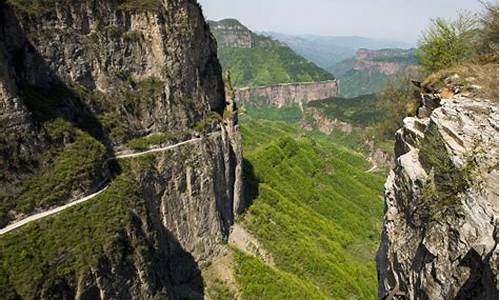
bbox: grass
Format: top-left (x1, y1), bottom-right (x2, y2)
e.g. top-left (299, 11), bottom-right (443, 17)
top-left (244, 105), bottom-right (303, 123)
top-left (422, 63), bottom-right (499, 100)
top-left (234, 250), bottom-right (328, 299)
top-left (237, 116), bottom-right (386, 299)
top-left (240, 104), bottom-right (394, 168)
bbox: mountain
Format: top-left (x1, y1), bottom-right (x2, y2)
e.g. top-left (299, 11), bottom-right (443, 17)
top-left (0, 1), bottom-right (243, 298)
top-left (333, 48), bottom-right (419, 97)
top-left (208, 19), bottom-right (335, 88)
top-left (264, 32), bottom-right (414, 70)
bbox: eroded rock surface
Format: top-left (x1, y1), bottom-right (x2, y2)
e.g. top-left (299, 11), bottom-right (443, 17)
top-left (377, 95), bottom-right (499, 299)
top-left (235, 80), bottom-right (339, 108)
top-left (0, 0), bottom-right (243, 298)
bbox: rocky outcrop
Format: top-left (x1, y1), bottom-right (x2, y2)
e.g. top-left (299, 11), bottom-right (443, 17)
top-left (235, 80), bottom-right (339, 108)
top-left (377, 94), bottom-right (499, 299)
top-left (354, 48), bottom-right (418, 76)
top-left (0, 0), bottom-right (243, 298)
top-left (208, 18), bottom-right (286, 49)
top-left (303, 107), bottom-right (352, 134)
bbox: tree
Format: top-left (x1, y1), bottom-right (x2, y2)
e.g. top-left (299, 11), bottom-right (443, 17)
top-left (417, 14), bottom-right (477, 72)
top-left (478, 1), bottom-right (499, 58)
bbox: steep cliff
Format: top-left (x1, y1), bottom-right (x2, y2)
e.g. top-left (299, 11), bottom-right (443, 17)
top-left (235, 80), bottom-right (339, 108)
top-left (0, 0), bottom-right (243, 298)
top-left (377, 93), bottom-right (499, 299)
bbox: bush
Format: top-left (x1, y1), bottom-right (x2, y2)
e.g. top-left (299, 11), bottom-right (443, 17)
top-left (125, 133), bottom-right (178, 150)
top-left (478, 2), bottom-right (499, 57)
top-left (417, 14), bottom-right (477, 72)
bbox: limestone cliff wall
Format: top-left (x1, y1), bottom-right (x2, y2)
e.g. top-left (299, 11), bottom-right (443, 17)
top-left (235, 80), bottom-right (339, 107)
top-left (377, 94), bottom-right (499, 299)
top-left (0, 0), bottom-right (243, 298)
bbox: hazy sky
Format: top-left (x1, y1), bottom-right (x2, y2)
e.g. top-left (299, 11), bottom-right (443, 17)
top-left (198, 0), bottom-right (484, 44)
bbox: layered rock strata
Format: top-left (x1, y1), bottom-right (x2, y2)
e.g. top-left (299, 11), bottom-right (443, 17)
top-left (235, 80), bottom-right (339, 108)
top-left (377, 94), bottom-right (499, 299)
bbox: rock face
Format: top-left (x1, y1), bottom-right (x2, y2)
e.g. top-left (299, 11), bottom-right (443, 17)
top-left (235, 80), bottom-right (339, 108)
top-left (377, 94), bottom-right (499, 299)
top-left (0, 0), bottom-right (243, 298)
top-left (208, 18), bottom-right (286, 49)
top-left (354, 48), bottom-right (417, 76)
top-left (332, 48), bottom-right (418, 98)
top-left (303, 107), bottom-right (353, 134)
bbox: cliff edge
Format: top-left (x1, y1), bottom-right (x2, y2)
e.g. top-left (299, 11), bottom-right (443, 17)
top-left (377, 92), bottom-right (499, 299)
top-left (0, 0), bottom-right (243, 298)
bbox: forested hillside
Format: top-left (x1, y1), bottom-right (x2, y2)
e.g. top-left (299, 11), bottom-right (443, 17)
top-left (209, 19), bottom-right (334, 87)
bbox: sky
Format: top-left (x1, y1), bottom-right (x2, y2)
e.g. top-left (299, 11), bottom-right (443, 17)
top-left (198, 0), bottom-right (484, 44)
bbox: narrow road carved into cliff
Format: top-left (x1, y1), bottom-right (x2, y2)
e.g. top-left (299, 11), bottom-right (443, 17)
top-left (0, 132), bottom-right (220, 236)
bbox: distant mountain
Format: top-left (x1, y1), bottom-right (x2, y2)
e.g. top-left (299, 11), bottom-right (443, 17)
top-left (263, 32), bottom-right (415, 71)
top-left (208, 19), bottom-right (334, 88)
top-left (332, 48), bottom-right (419, 97)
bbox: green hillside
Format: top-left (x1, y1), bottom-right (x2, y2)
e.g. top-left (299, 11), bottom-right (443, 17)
top-left (235, 112), bottom-right (386, 299)
top-left (218, 47), bottom-right (334, 87)
top-left (307, 94), bottom-right (382, 126)
top-left (209, 19), bottom-right (334, 88)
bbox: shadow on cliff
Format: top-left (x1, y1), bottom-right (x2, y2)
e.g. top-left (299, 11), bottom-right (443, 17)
top-left (454, 248), bottom-right (498, 300)
top-left (1, 4), bottom-right (119, 172)
top-left (242, 158), bottom-right (259, 212)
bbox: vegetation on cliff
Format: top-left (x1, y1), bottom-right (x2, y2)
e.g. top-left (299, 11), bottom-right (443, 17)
top-left (417, 2), bottom-right (498, 99)
top-left (0, 118), bottom-right (107, 228)
top-left (0, 157), bottom-right (151, 299)
top-left (6, 0), bottom-right (162, 15)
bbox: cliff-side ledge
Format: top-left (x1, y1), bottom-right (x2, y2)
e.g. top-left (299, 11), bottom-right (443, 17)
top-left (377, 94), bottom-right (499, 299)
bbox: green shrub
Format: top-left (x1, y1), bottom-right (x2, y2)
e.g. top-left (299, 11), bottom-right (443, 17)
top-left (418, 127), bottom-right (479, 219)
top-left (417, 14), bottom-right (477, 72)
top-left (193, 112), bottom-right (222, 133)
top-left (126, 133), bottom-right (178, 150)
top-left (234, 250), bottom-right (328, 299)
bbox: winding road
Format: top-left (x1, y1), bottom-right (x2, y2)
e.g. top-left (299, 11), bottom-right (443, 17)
top-left (0, 134), bottom-right (217, 236)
